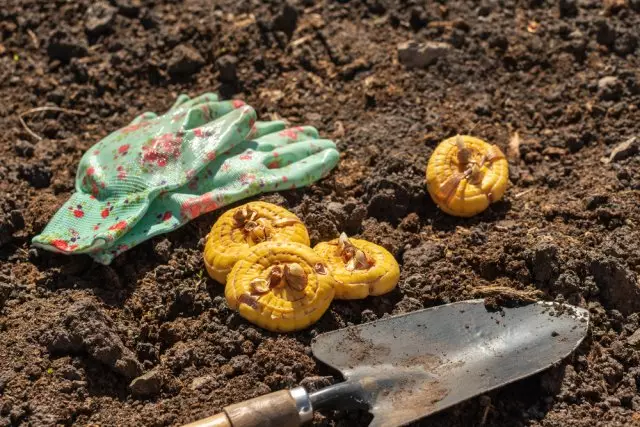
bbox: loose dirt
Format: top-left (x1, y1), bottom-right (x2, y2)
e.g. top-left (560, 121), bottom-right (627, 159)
top-left (1, 0), bottom-right (640, 426)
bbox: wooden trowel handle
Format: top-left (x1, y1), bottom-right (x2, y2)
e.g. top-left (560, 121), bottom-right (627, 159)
top-left (183, 387), bottom-right (313, 427)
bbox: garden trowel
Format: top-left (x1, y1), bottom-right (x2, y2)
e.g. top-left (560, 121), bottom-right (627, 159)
top-left (184, 299), bottom-right (589, 427)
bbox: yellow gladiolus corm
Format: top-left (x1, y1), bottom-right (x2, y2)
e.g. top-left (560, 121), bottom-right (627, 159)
top-left (426, 135), bottom-right (509, 217)
top-left (314, 233), bottom-right (400, 300)
top-left (225, 241), bottom-right (336, 332)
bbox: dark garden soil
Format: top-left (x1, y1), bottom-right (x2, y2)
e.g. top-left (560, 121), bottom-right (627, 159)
top-left (1, 0), bottom-right (640, 426)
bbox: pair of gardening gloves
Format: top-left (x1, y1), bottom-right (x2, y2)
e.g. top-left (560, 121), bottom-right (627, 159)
top-left (32, 93), bottom-right (339, 264)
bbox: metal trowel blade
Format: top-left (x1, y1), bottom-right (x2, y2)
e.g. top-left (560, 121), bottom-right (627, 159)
top-left (311, 299), bottom-right (589, 427)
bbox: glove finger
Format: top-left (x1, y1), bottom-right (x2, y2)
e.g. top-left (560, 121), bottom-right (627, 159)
top-left (183, 104), bottom-right (257, 166)
top-left (129, 112), bottom-right (158, 125)
top-left (182, 100), bottom-right (249, 131)
top-left (261, 139), bottom-right (336, 168)
top-left (250, 120), bottom-right (287, 140)
top-left (249, 126), bottom-right (320, 151)
top-left (170, 92), bottom-right (220, 114)
top-left (264, 147), bottom-right (339, 190)
top-left (167, 94), bottom-right (193, 112)
top-left (214, 122), bottom-right (312, 157)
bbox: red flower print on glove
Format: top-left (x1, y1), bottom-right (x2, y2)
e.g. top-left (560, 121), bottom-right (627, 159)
top-left (278, 127), bottom-right (304, 141)
top-left (116, 165), bottom-right (127, 180)
top-left (141, 133), bottom-right (183, 167)
top-left (69, 205), bottom-right (84, 218)
top-left (156, 211), bottom-right (173, 222)
top-left (180, 194), bottom-right (219, 220)
top-left (101, 203), bottom-right (114, 218)
top-left (109, 221), bottom-right (128, 231)
top-left (119, 120), bottom-right (152, 136)
top-left (52, 239), bottom-right (78, 251)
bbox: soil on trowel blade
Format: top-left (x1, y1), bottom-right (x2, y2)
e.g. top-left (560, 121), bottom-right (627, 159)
top-left (1, 0), bottom-right (640, 426)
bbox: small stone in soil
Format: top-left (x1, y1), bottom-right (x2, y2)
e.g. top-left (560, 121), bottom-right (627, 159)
top-left (190, 375), bottom-right (216, 391)
top-left (626, 328), bottom-right (640, 348)
top-left (397, 41), bottom-right (451, 69)
top-left (597, 76), bottom-right (622, 101)
top-left (85, 2), bottom-right (116, 36)
top-left (130, 370), bottom-right (162, 397)
top-left (167, 45), bottom-right (205, 78)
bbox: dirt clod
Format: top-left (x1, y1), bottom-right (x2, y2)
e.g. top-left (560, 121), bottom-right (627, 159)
top-left (590, 256), bottom-right (640, 316)
top-left (168, 45), bottom-right (205, 78)
top-left (598, 76), bottom-right (623, 101)
top-left (85, 3), bottom-right (116, 37)
top-left (18, 163), bottom-right (51, 189)
top-left (626, 328), bottom-right (640, 348)
top-left (46, 29), bottom-right (88, 62)
top-left (14, 140), bottom-right (35, 157)
top-left (397, 40), bottom-right (451, 68)
top-left (130, 369), bottom-right (162, 397)
top-left (216, 55), bottom-right (238, 84)
top-left (40, 301), bottom-right (143, 379)
top-left (272, 4), bottom-right (298, 38)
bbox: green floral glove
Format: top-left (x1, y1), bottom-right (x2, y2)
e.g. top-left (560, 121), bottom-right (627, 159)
top-left (32, 93), bottom-right (256, 255)
top-left (32, 94), bottom-right (340, 264)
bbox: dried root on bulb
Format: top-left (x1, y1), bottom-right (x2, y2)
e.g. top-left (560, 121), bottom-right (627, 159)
top-left (314, 233), bottom-right (400, 300)
top-left (204, 202), bottom-right (310, 284)
top-left (426, 135), bottom-right (509, 217)
top-left (225, 241), bottom-right (335, 332)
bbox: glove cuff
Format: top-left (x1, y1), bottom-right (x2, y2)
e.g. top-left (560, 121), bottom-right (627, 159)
top-left (32, 187), bottom-right (153, 255)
